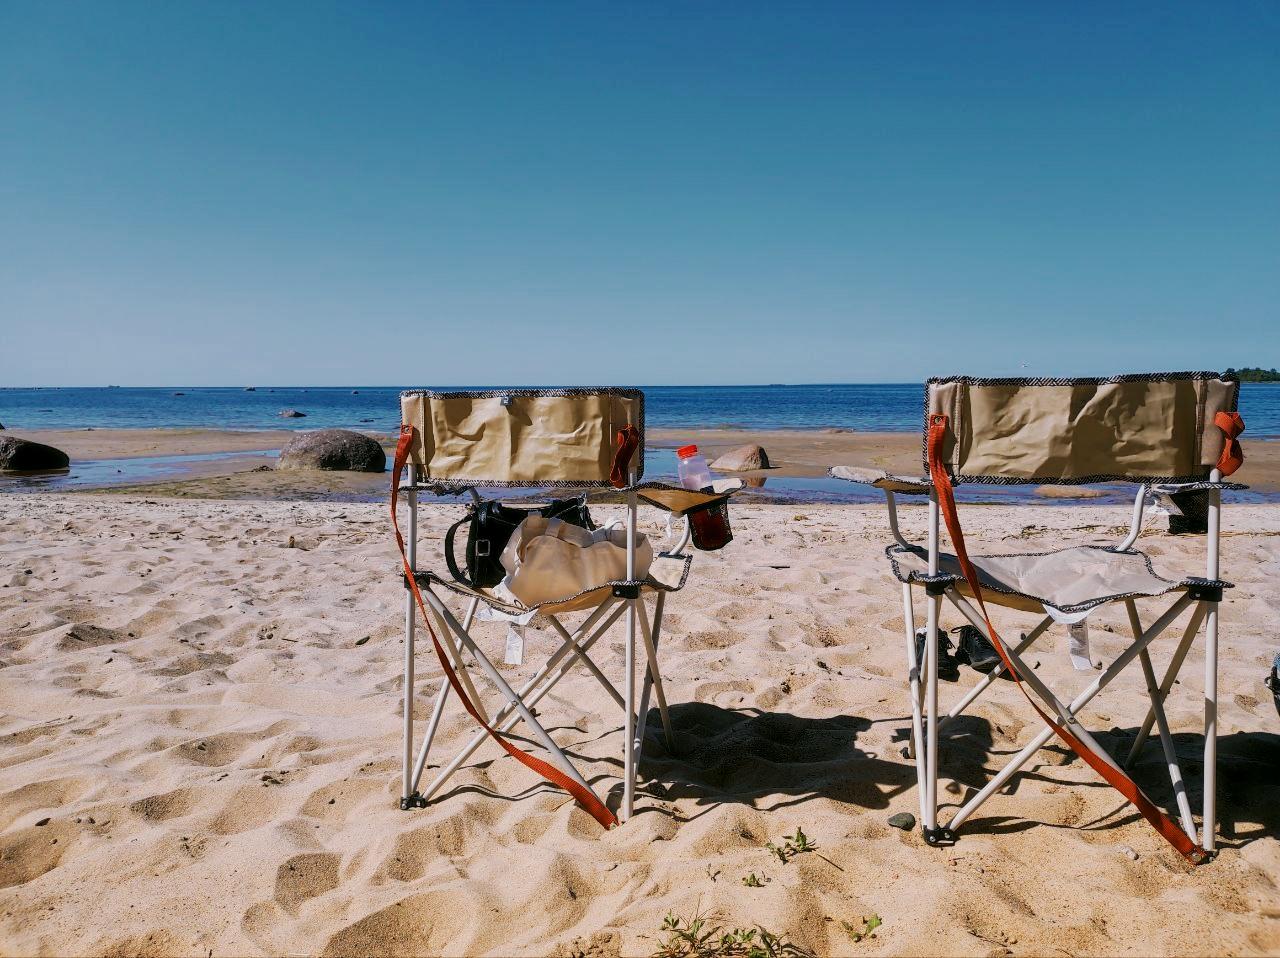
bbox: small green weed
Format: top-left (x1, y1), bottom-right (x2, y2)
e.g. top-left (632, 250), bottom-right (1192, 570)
top-left (652, 911), bottom-right (812, 958)
top-left (840, 915), bottom-right (882, 944)
top-left (765, 826), bottom-right (816, 864)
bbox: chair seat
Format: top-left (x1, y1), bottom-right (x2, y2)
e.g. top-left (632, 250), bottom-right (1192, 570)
top-left (415, 552), bottom-right (693, 618)
top-left (887, 544), bottom-right (1186, 614)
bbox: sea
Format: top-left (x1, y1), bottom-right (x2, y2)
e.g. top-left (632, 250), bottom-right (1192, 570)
top-left (2, 384), bottom-right (1277, 503)
top-left (4, 384), bottom-right (1279, 435)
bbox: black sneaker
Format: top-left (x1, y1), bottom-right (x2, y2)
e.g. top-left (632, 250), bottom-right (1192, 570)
top-left (952, 624), bottom-right (1003, 673)
top-left (915, 628), bottom-right (960, 682)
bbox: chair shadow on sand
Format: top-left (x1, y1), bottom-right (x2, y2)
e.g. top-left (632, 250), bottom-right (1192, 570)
top-left (432, 701), bottom-right (1279, 847)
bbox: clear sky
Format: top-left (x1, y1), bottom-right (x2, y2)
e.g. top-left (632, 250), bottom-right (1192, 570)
top-left (2, 2), bottom-right (1277, 387)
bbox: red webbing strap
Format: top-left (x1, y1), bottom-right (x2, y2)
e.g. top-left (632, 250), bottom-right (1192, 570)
top-left (926, 415), bottom-right (1206, 863)
top-left (610, 424), bottom-right (640, 489)
top-left (1214, 411), bottom-right (1245, 477)
top-left (391, 426), bottom-right (618, 828)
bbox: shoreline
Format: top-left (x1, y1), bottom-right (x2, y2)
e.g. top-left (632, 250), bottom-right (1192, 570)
top-left (3, 426), bottom-right (1279, 498)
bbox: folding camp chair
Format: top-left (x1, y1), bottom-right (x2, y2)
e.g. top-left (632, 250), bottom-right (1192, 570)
top-left (389, 388), bottom-right (737, 827)
top-left (831, 372), bottom-right (1246, 863)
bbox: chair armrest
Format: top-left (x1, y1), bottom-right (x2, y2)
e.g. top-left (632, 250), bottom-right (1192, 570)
top-left (828, 465), bottom-right (933, 495)
top-left (633, 480), bottom-right (742, 515)
top-left (1152, 479), bottom-right (1248, 494)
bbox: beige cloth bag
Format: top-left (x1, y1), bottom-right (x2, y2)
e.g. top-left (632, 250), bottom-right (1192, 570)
top-left (498, 517), bottom-right (653, 612)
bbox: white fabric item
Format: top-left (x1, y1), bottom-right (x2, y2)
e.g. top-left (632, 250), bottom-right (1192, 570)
top-left (1067, 620), bottom-right (1101, 672)
top-left (476, 602), bottom-right (539, 626)
top-left (1041, 604), bottom-right (1100, 671)
top-left (504, 624), bottom-right (527, 666)
top-left (500, 517), bottom-right (653, 610)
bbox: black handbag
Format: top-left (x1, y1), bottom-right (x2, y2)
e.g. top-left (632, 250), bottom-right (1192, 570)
top-left (444, 497), bottom-right (596, 589)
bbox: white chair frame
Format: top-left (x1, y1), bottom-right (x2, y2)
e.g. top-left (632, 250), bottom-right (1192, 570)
top-left (397, 464), bottom-right (686, 823)
top-left (881, 474), bottom-right (1226, 856)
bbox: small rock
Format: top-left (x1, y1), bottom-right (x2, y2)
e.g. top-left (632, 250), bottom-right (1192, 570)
top-left (35, 817), bottom-right (50, 827)
top-left (278, 409), bottom-right (306, 418)
top-left (1118, 844), bottom-right (1139, 861)
top-left (887, 812), bottom-right (916, 831)
top-left (354, 636), bottom-right (370, 646)
top-left (944, 779), bottom-right (963, 795)
top-left (0, 437), bottom-right (70, 472)
top-left (710, 444), bottom-right (771, 472)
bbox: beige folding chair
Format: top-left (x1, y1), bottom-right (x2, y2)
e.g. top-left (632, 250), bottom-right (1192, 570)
top-left (831, 372), bottom-right (1246, 862)
top-left (389, 388), bottom-right (737, 827)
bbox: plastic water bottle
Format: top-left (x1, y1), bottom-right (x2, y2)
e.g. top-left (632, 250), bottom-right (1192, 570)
top-left (677, 444), bottom-right (713, 491)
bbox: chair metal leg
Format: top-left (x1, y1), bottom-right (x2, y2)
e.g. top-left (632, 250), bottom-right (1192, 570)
top-left (622, 487), bottom-right (638, 822)
top-left (945, 592), bottom-right (1123, 774)
top-left (635, 592), bottom-right (667, 753)
top-left (947, 593), bottom-right (1194, 833)
top-left (636, 596), bottom-right (674, 751)
top-left (1125, 602), bottom-right (1208, 767)
top-left (420, 600), bottom-right (626, 802)
top-left (402, 585), bottom-right (416, 806)
top-left (901, 583), bottom-right (929, 827)
top-left (428, 604), bottom-right (490, 724)
top-left (545, 614), bottom-right (626, 710)
top-left (1126, 600), bottom-right (1198, 843)
top-left (923, 591), bottom-right (942, 837)
top-left (409, 597), bottom-right (479, 796)
top-left (1203, 603), bottom-right (1219, 854)
top-left (936, 614), bottom-right (1052, 735)
top-left (424, 591), bottom-right (597, 796)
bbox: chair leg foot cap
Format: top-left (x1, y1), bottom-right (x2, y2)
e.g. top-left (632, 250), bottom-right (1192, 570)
top-left (923, 825), bottom-right (957, 847)
top-left (399, 792), bottom-right (427, 810)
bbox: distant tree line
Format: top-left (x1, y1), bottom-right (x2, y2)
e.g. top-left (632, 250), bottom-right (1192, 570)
top-left (1225, 367), bottom-right (1280, 382)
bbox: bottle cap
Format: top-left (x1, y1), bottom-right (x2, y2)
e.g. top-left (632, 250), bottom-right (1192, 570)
top-left (677, 444), bottom-right (699, 459)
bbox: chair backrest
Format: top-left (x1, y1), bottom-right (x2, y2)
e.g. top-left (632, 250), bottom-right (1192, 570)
top-left (925, 372), bottom-right (1239, 484)
top-left (400, 388), bottom-right (644, 487)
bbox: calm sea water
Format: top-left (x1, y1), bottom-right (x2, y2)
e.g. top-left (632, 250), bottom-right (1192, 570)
top-left (4, 383), bottom-right (1279, 435)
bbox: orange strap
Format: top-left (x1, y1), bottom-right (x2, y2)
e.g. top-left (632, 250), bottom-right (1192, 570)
top-left (610, 424), bottom-right (640, 489)
top-left (391, 425), bottom-right (618, 828)
top-left (926, 415), bottom-right (1206, 863)
top-left (1214, 411), bottom-right (1245, 477)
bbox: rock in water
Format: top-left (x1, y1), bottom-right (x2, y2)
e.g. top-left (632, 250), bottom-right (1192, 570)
top-left (0, 437), bottom-right (70, 472)
top-left (278, 409), bottom-right (306, 418)
top-left (710, 444), bottom-right (771, 471)
top-left (277, 429), bottom-right (386, 472)
top-left (887, 812), bottom-right (916, 831)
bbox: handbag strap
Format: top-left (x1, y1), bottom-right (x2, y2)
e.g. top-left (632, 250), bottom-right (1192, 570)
top-left (391, 425), bottom-right (618, 829)
top-left (926, 413), bottom-right (1206, 864)
top-left (443, 512), bottom-right (474, 586)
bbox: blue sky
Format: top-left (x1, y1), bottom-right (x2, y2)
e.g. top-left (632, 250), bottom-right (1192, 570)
top-left (1, 2), bottom-right (1276, 386)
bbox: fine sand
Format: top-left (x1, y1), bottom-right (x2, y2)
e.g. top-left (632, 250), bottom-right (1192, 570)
top-left (1, 493), bottom-right (1278, 956)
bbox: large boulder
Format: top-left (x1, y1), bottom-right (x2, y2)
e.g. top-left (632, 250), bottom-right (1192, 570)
top-left (278, 409), bottom-right (306, 418)
top-left (277, 429), bottom-right (386, 472)
top-left (710, 444), bottom-right (771, 472)
top-left (0, 437), bottom-right (70, 472)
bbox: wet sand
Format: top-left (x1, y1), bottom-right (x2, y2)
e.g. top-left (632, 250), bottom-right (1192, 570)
top-left (7, 428), bottom-right (1278, 498)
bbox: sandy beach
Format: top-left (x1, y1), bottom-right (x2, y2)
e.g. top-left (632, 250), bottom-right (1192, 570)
top-left (2, 492), bottom-right (1277, 956)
